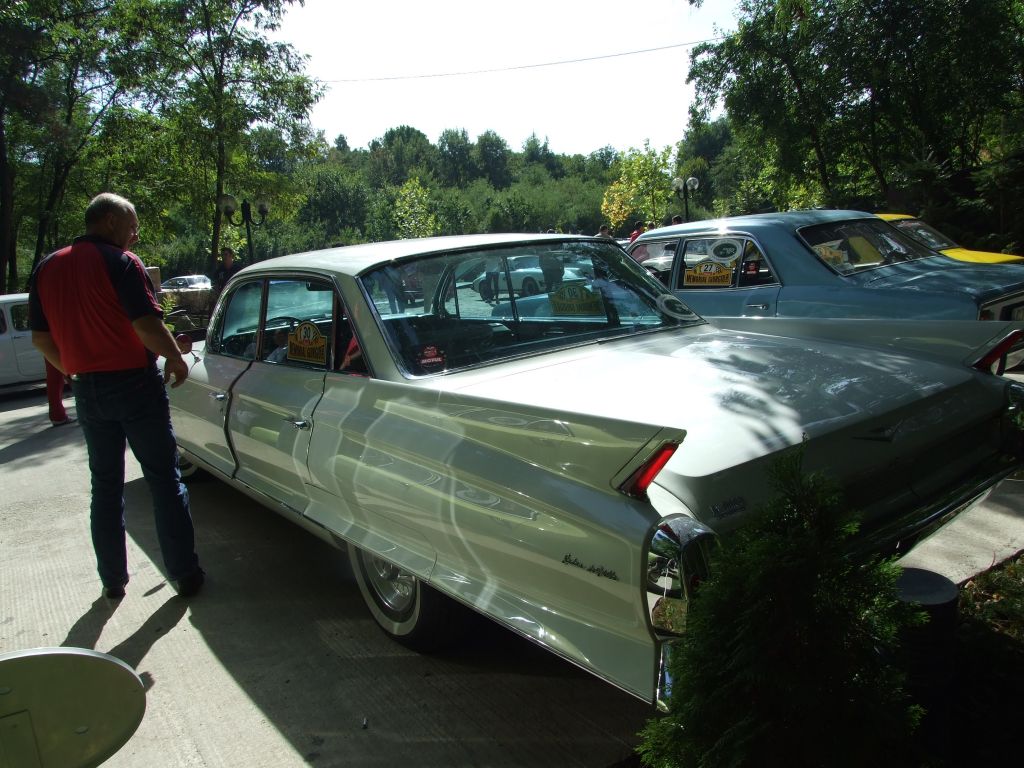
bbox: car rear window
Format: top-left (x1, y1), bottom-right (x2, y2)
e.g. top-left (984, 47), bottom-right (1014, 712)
top-left (360, 240), bottom-right (701, 376)
top-left (800, 218), bottom-right (937, 274)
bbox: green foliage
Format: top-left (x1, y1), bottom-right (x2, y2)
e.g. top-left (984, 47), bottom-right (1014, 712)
top-left (394, 177), bottom-right (437, 239)
top-left (638, 449), bottom-right (924, 768)
top-left (685, 0), bottom-right (1024, 226)
top-left (5, 0), bottom-right (1024, 286)
top-left (602, 142), bottom-right (675, 228)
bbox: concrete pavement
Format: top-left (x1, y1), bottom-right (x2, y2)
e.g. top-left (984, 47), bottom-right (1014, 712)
top-left (2, 384), bottom-right (1023, 767)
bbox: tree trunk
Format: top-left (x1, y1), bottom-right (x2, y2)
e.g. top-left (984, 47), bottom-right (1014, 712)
top-left (0, 108), bottom-right (11, 294)
top-left (32, 160), bottom-right (74, 270)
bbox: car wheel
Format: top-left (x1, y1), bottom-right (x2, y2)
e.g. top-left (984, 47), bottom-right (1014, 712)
top-left (521, 277), bottom-right (540, 296)
top-left (177, 447), bottom-right (208, 482)
top-left (347, 541), bottom-right (461, 651)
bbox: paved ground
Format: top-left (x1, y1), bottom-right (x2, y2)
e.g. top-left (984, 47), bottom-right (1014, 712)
top-left (2, 385), bottom-right (1023, 767)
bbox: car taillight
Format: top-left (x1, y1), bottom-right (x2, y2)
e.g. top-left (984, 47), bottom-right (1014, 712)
top-left (973, 330), bottom-right (1024, 374)
top-left (620, 442), bottom-right (679, 500)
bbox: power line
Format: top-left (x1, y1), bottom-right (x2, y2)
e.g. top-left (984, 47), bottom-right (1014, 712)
top-left (324, 36), bottom-right (728, 83)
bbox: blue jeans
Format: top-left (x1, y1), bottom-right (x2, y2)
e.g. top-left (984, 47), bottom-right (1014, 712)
top-left (71, 366), bottom-right (199, 588)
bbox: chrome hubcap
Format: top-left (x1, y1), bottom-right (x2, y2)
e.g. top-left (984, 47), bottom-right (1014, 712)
top-left (363, 553), bottom-right (416, 614)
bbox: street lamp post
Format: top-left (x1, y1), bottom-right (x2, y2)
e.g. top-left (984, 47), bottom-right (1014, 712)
top-left (217, 194), bottom-right (269, 263)
top-left (672, 176), bottom-right (700, 222)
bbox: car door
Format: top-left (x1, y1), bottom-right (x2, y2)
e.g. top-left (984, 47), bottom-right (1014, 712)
top-left (171, 279), bottom-right (263, 477)
top-left (670, 236), bottom-right (781, 317)
top-left (8, 300), bottom-right (45, 381)
top-left (228, 276), bottom-right (335, 514)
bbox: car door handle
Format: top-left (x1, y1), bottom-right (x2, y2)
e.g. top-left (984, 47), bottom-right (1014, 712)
top-left (745, 303), bottom-right (770, 310)
top-left (286, 419), bottom-right (310, 430)
top-left (210, 392), bottom-right (227, 401)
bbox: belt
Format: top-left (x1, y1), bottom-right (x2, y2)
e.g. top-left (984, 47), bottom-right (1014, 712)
top-left (69, 367), bottom-right (148, 381)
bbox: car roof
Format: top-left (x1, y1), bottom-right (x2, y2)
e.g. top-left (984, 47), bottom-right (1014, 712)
top-left (0, 292), bottom-right (28, 304)
top-left (237, 233), bottom-right (590, 278)
top-left (635, 209), bottom-right (879, 241)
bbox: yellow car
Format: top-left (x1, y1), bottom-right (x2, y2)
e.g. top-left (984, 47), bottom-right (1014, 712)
top-left (877, 213), bottom-right (1024, 265)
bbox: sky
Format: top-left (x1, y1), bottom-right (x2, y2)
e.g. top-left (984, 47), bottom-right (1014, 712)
top-left (273, 0), bottom-right (740, 157)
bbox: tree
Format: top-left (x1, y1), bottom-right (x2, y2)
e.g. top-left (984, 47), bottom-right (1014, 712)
top-left (1, 1), bottom-right (154, 287)
top-left (148, 0), bottom-right (321, 273)
top-left (0, 0), bottom-right (51, 291)
top-left (435, 128), bottom-right (476, 188)
top-left (601, 142), bottom-right (675, 229)
top-left (474, 130), bottom-right (511, 189)
top-left (297, 163), bottom-right (369, 246)
top-left (367, 125), bottom-right (436, 189)
top-left (394, 176), bottom-right (436, 239)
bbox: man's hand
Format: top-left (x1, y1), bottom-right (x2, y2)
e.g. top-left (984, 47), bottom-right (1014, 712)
top-left (163, 355), bottom-right (189, 388)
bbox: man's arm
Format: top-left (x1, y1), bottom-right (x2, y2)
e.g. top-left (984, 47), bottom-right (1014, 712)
top-left (31, 331), bottom-right (66, 374)
top-left (132, 315), bottom-right (189, 387)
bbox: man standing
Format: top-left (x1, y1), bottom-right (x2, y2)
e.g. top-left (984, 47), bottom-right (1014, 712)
top-left (213, 246), bottom-right (243, 291)
top-left (29, 193), bottom-right (204, 599)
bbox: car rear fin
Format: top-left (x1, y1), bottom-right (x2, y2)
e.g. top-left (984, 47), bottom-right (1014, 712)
top-left (619, 442), bottom-right (680, 500)
top-left (972, 329), bottom-right (1024, 374)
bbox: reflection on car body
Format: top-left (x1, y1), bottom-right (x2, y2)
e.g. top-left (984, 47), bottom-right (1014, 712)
top-left (168, 232), bottom-right (1024, 706)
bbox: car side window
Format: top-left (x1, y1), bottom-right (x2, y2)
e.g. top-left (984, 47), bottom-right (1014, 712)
top-left (260, 278), bottom-right (334, 369)
top-left (0, 307), bottom-right (7, 334)
top-left (10, 304), bottom-right (30, 331)
top-left (737, 240), bottom-right (778, 287)
top-left (208, 280), bottom-right (263, 359)
top-left (677, 238), bottom-right (742, 289)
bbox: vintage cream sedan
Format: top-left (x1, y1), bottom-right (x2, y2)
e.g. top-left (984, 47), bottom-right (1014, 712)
top-left (169, 233), bottom-right (1024, 706)
top-left (0, 292), bottom-right (46, 391)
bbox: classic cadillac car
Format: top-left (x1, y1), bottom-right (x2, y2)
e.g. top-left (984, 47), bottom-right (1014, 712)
top-left (169, 233), bottom-right (1024, 706)
top-left (628, 210), bottom-right (1024, 326)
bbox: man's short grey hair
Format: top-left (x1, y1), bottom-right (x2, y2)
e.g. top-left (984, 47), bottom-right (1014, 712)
top-left (85, 193), bottom-right (136, 230)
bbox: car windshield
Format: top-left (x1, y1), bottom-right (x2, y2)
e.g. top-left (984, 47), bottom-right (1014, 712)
top-left (888, 219), bottom-right (958, 251)
top-left (800, 218), bottom-right (938, 275)
top-left (360, 239), bottom-right (701, 376)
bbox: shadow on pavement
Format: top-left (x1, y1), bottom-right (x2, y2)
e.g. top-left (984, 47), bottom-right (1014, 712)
top-left (121, 476), bottom-right (652, 767)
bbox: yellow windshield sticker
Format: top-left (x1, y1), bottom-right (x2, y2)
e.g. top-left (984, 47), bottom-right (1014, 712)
top-left (549, 284), bottom-right (604, 315)
top-left (287, 321), bottom-right (327, 365)
top-left (684, 259), bottom-right (733, 286)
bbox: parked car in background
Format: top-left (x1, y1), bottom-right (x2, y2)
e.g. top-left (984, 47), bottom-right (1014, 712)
top-left (0, 293), bottom-right (46, 390)
top-left (468, 253), bottom-right (586, 298)
top-left (161, 274), bottom-right (212, 291)
top-left (168, 232), bottom-right (1024, 706)
top-left (877, 213), bottom-right (1024, 265)
top-left (628, 210), bottom-right (1024, 369)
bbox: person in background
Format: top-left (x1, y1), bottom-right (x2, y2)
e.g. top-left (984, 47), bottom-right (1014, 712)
top-left (213, 247), bottom-right (243, 292)
top-left (671, 215), bottom-right (684, 225)
top-left (628, 221), bottom-right (645, 243)
top-left (28, 192), bottom-right (204, 600)
top-left (483, 253), bottom-right (501, 303)
top-left (595, 224), bottom-right (612, 238)
top-left (45, 359), bottom-right (73, 426)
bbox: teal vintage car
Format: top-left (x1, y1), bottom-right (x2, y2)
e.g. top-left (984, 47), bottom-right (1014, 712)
top-left (629, 210), bottom-right (1024, 369)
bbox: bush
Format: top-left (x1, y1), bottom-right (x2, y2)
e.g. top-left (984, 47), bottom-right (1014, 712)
top-left (638, 449), bottom-right (925, 768)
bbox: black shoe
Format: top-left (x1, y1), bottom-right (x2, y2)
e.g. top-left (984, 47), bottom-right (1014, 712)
top-left (175, 569), bottom-right (205, 597)
top-left (104, 584), bottom-right (126, 599)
